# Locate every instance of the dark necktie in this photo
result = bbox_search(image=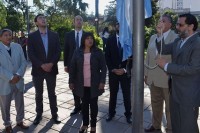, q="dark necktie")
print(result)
[7,49,11,56]
[76,32,79,48]
[177,40,183,51]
